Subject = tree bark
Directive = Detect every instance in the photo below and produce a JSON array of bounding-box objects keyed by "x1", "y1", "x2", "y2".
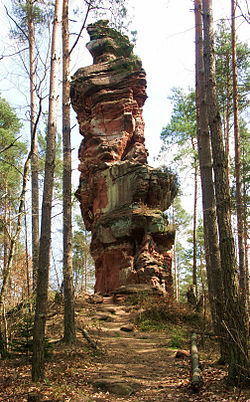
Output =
[
  {"x1": 231, "y1": 0, "x2": 246, "y2": 305},
  {"x1": 32, "y1": 0, "x2": 63, "y2": 381},
  {"x1": 194, "y1": 0, "x2": 227, "y2": 363},
  {"x1": 24, "y1": 203, "x2": 31, "y2": 304},
  {"x1": 171, "y1": 204, "x2": 179, "y2": 301},
  {"x1": 62, "y1": 0, "x2": 75, "y2": 344},
  {"x1": 191, "y1": 138, "x2": 198, "y2": 298},
  {"x1": 27, "y1": 0, "x2": 39, "y2": 292},
  {"x1": 202, "y1": 0, "x2": 249, "y2": 385},
  {"x1": 3, "y1": 182, "x2": 8, "y2": 277},
  {"x1": 242, "y1": 159, "x2": 249, "y2": 301}
]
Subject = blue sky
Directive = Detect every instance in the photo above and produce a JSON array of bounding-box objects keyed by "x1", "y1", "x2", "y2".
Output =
[{"x1": 128, "y1": 0, "x2": 249, "y2": 165}]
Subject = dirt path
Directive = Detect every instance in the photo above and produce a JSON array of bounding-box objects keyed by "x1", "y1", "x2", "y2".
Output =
[
  {"x1": 0, "y1": 295, "x2": 249, "y2": 401},
  {"x1": 84, "y1": 296, "x2": 189, "y2": 401},
  {"x1": 75, "y1": 296, "x2": 248, "y2": 401}
]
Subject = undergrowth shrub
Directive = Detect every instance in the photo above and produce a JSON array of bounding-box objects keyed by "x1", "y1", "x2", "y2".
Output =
[
  {"x1": 10, "y1": 312, "x2": 52, "y2": 358},
  {"x1": 128, "y1": 293, "x2": 202, "y2": 332}
]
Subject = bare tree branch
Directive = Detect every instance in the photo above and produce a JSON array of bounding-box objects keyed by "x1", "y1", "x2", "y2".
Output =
[
  {"x1": 0, "y1": 47, "x2": 29, "y2": 61},
  {"x1": 5, "y1": 6, "x2": 29, "y2": 41},
  {"x1": 235, "y1": 0, "x2": 250, "y2": 23},
  {"x1": 69, "y1": 1, "x2": 92, "y2": 55},
  {"x1": 0, "y1": 158, "x2": 23, "y2": 175}
]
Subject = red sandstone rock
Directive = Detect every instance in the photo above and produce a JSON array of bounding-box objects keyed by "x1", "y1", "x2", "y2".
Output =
[{"x1": 71, "y1": 20, "x2": 177, "y2": 296}]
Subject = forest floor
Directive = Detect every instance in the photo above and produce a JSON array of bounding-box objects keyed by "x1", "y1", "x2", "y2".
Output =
[{"x1": 0, "y1": 292, "x2": 249, "y2": 401}]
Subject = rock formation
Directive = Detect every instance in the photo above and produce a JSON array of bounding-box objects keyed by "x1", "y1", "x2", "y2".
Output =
[{"x1": 71, "y1": 20, "x2": 178, "y2": 296}]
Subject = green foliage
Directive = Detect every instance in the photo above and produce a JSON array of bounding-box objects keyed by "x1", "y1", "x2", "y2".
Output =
[
  {"x1": 161, "y1": 89, "x2": 196, "y2": 137},
  {"x1": 230, "y1": 119, "x2": 249, "y2": 216},
  {"x1": 215, "y1": 20, "x2": 250, "y2": 115},
  {"x1": 168, "y1": 327, "x2": 185, "y2": 349},
  {"x1": 0, "y1": 97, "x2": 22, "y2": 134},
  {"x1": 167, "y1": 197, "x2": 194, "y2": 301},
  {"x1": 160, "y1": 165, "x2": 180, "y2": 195},
  {"x1": 87, "y1": 19, "x2": 140, "y2": 74},
  {"x1": 0, "y1": 97, "x2": 27, "y2": 207},
  {"x1": 161, "y1": 88, "x2": 196, "y2": 144},
  {"x1": 10, "y1": 313, "x2": 52, "y2": 358},
  {"x1": 88, "y1": 0, "x2": 132, "y2": 37},
  {"x1": 136, "y1": 318, "x2": 166, "y2": 332},
  {"x1": 10, "y1": 313, "x2": 33, "y2": 356},
  {"x1": 172, "y1": 196, "x2": 192, "y2": 231},
  {"x1": 126, "y1": 291, "x2": 149, "y2": 307},
  {"x1": 88, "y1": 19, "x2": 134, "y2": 57},
  {"x1": 72, "y1": 215, "x2": 94, "y2": 293},
  {"x1": 10, "y1": 0, "x2": 52, "y2": 42},
  {"x1": 160, "y1": 87, "x2": 197, "y2": 172}
]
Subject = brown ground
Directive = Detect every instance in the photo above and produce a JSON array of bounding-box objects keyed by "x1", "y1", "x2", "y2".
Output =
[{"x1": 0, "y1": 294, "x2": 249, "y2": 401}]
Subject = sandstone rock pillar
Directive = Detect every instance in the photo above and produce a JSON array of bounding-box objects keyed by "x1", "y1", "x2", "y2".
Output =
[{"x1": 71, "y1": 21, "x2": 178, "y2": 296}]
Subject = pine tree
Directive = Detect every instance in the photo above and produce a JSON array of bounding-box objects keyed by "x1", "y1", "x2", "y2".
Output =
[
  {"x1": 202, "y1": 0, "x2": 249, "y2": 385},
  {"x1": 194, "y1": 0, "x2": 227, "y2": 363},
  {"x1": 160, "y1": 88, "x2": 199, "y2": 297},
  {"x1": 10, "y1": 0, "x2": 52, "y2": 291},
  {"x1": 32, "y1": 0, "x2": 63, "y2": 381}
]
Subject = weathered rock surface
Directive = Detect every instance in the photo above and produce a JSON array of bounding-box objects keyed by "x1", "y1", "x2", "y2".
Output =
[
  {"x1": 71, "y1": 20, "x2": 177, "y2": 296},
  {"x1": 93, "y1": 378, "x2": 134, "y2": 396}
]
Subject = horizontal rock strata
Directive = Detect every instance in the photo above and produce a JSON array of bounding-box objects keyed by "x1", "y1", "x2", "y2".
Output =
[{"x1": 71, "y1": 20, "x2": 177, "y2": 296}]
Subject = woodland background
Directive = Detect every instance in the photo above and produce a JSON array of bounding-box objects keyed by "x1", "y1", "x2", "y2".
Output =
[{"x1": 0, "y1": 0, "x2": 249, "y2": 388}]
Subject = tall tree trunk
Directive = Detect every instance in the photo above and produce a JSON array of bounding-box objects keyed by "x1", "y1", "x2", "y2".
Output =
[
  {"x1": 27, "y1": 0, "x2": 39, "y2": 292},
  {"x1": 231, "y1": 0, "x2": 246, "y2": 304},
  {"x1": 80, "y1": 257, "x2": 84, "y2": 292},
  {"x1": 199, "y1": 248, "x2": 206, "y2": 319},
  {"x1": 24, "y1": 202, "x2": 31, "y2": 303},
  {"x1": 172, "y1": 204, "x2": 178, "y2": 301},
  {"x1": 84, "y1": 254, "x2": 88, "y2": 292},
  {"x1": 194, "y1": 0, "x2": 227, "y2": 363},
  {"x1": 62, "y1": 0, "x2": 75, "y2": 344},
  {"x1": 3, "y1": 182, "x2": 8, "y2": 276},
  {"x1": 242, "y1": 150, "x2": 249, "y2": 301},
  {"x1": 32, "y1": 0, "x2": 63, "y2": 381},
  {"x1": 225, "y1": 85, "x2": 231, "y2": 181},
  {"x1": 202, "y1": 0, "x2": 249, "y2": 385},
  {"x1": 191, "y1": 139, "x2": 198, "y2": 298}
]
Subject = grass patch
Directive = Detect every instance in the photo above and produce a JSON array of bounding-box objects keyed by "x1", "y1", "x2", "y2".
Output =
[
  {"x1": 126, "y1": 291, "x2": 150, "y2": 307},
  {"x1": 129, "y1": 294, "x2": 203, "y2": 344},
  {"x1": 168, "y1": 327, "x2": 186, "y2": 349},
  {"x1": 136, "y1": 318, "x2": 167, "y2": 332}
]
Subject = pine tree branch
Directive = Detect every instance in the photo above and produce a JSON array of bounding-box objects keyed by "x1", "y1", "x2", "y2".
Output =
[
  {"x1": 0, "y1": 137, "x2": 21, "y2": 155},
  {"x1": 5, "y1": 6, "x2": 29, "y2": 41}
]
